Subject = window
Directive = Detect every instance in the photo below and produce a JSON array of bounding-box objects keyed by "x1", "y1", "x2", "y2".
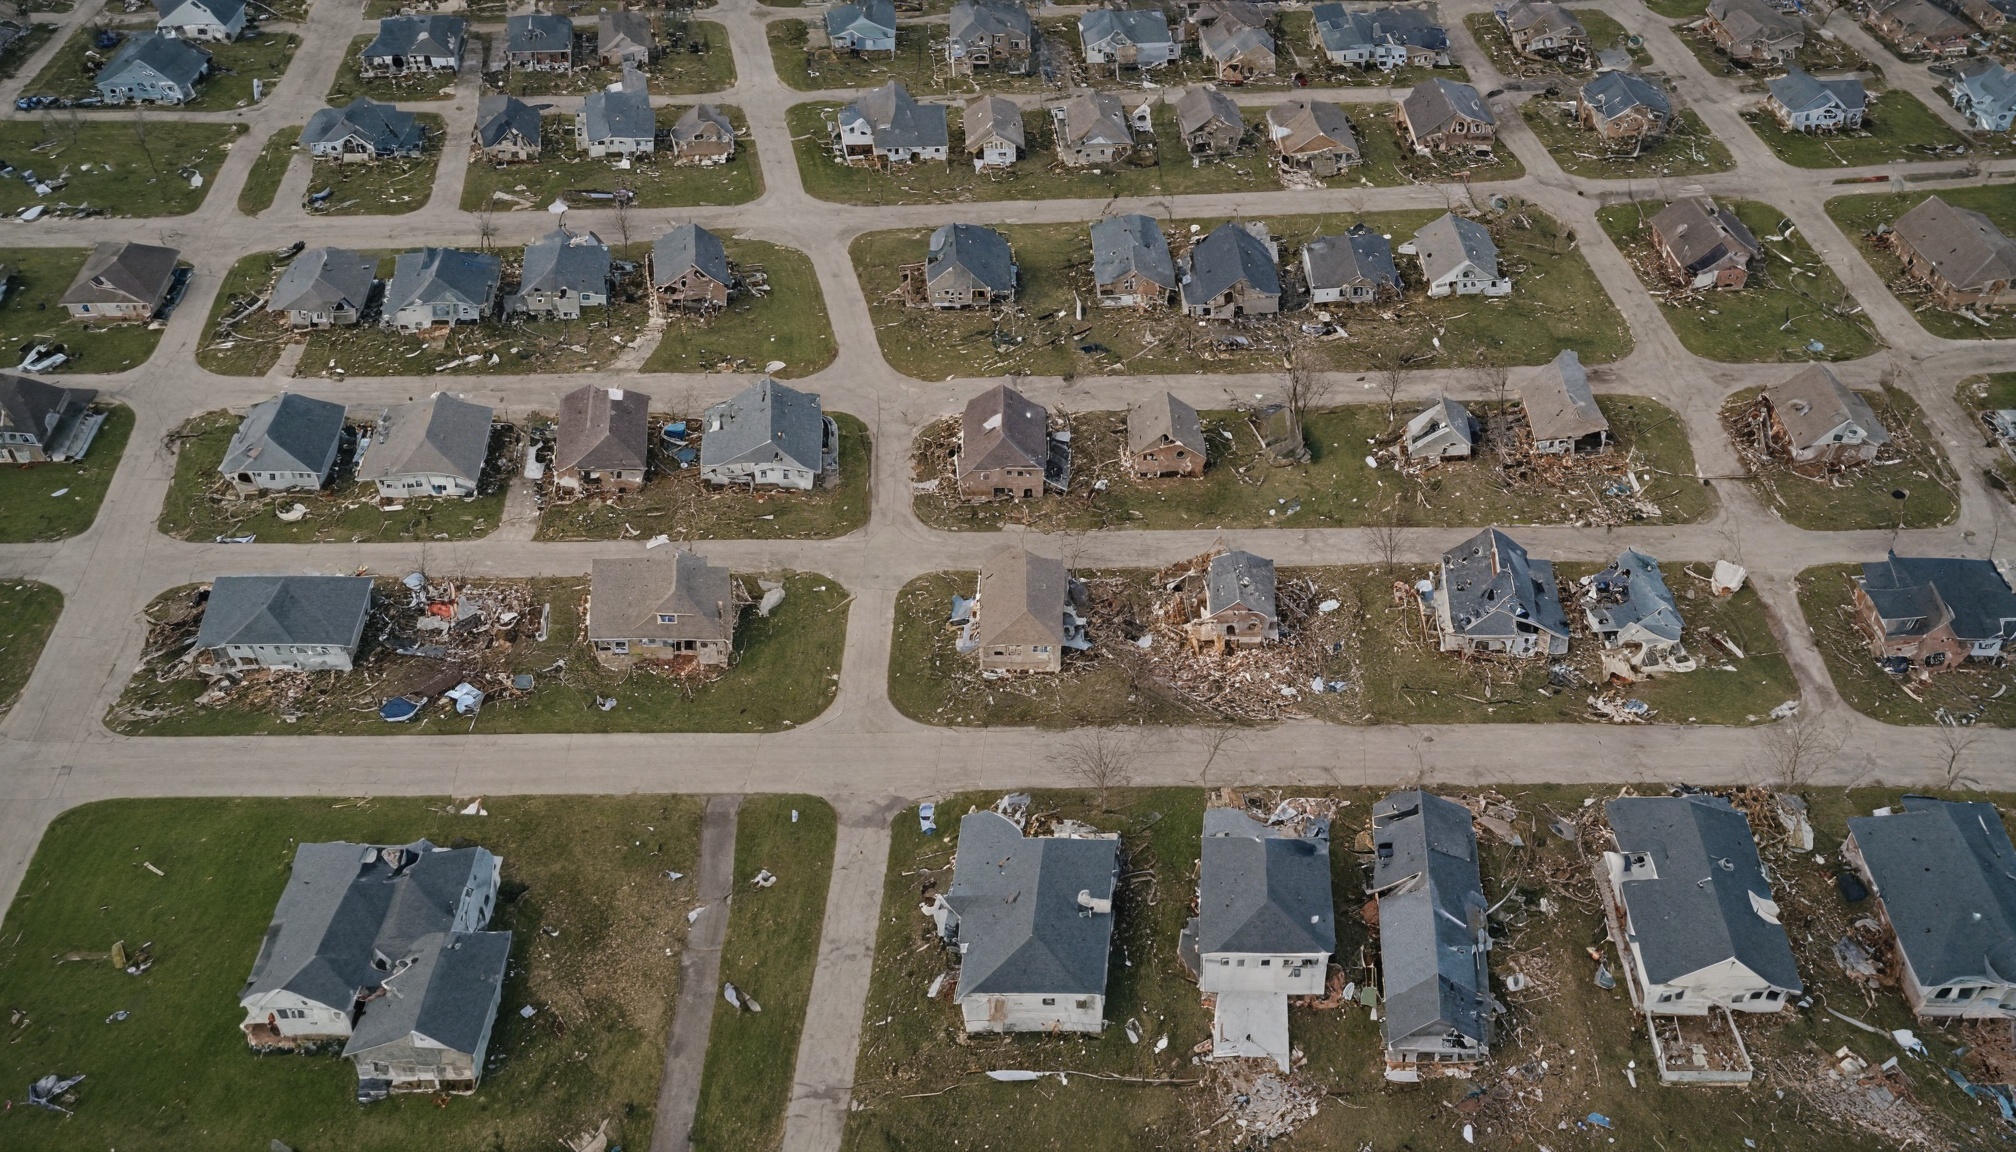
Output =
[
  {"x1": 1041, "y1": 997, "x2": 1056, "y2": 1006},
  {"x1": 1236, "y1": 959, "x2": 1245, "y2": 967},
  {"x1": 658, "y1": 614, "x2": 678, "y2": 624},
  {"x1": 1959, "y1": 987, "x2": 1978, "y2": 1001},
  {"x1": 1765, "y1": 990, "x2": 1781, "y2": 1001},
  {"x1": 1260, "y1": 959, "x2": 1272, "y2": 967},
  {"x1": 1936, "y1": 987, "x2": 1953, "y2": 1000},
  {"x1": 1075, "y1": 999, "x2": 1090, "y2": 1009}
]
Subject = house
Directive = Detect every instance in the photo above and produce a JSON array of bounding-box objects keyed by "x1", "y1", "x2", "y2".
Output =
[
  {"x1": 1867, "y1": 0, "x2": 1972, "y2": 56},
  {"x1": 1303, "y1": 225, "x2": 1398, "y2": 304},
  {"x1": 957, "y1": 382, "x2": 1048, "y2": 499},
  {"x1": 1199, "y1": 19, "x2": 1275, "y2": 83},
  {"x1": 219, "y1": 393, "x2": 347, "y2": 495},
  {"x1": 1521, "y1": 350, "x2": 1608, "y2": 455},
  {"x1": 918, "y1": 223, "x2": 1016, "y2": 308},
  {"x1": 60, "y1": 241, "x2": 180, "y2": 322},
  {"x1": 947, "y1": 0, "x2": 1032, "y2": 73},
  {"x1": 94, "y1": 32, "x2": 210, "y2": 105},
  {"x1": 1852, "y1": 553, "x2": 2016, "y2": 670},
  {"x1": 239, "y1": 839, "x2": 509, "y2": 1098},
  {"x1": 1181, "y1": 806, "x2": 1334, "y2": 1071},
  {"x1": 1176, "y1": 87, "x2": 1245, "y2": 155},
  {"x1": 1889, "y1": 195, "x2": 2016, "y2": 310},
  {"x1": 1958, "y1": 0, "x2": 2014, "y2": 30},
  {"x1": 382, "y1": 249, "x2": 500, "y2": 332},
  {"x1": 698, "y1": 377, "x2": 839, "y2": 490},
  {"x1": 1844, "y1": 798, "x2": 2016, "y2": 1018},
  {"x1": 1184, "y1": 550, "x2": 1279, "y2": 650},
  {"x1": 1701, "y1": 0, "x2": 1803, "y2": 64},
  {"x1": 197, "y1": 575, "x2": 375, "y2": 672},
  {"x1": 1127, "y1": 391, "x2": 1206, "y2": 477},
  {"x1": 303, "y1": 98, "x2": 425, "y2": 162},
  {"x1": 969, "y1": 546, "x2": 1087, "y2": 672},
  {"x1": 504, "y1": 13, "x2": 573, "y2": 70},
  {"x1": 963, "y1": 94, "x2": 1024, "y2": 169},
  {"x1": 1582, "y1": 549, "x2": 1689, "y2": 669},
  {"x1": 597, "y1": 9, "x2": 652, "y2": 66},
  {"x1": 361, "y1": 14, "x2": 466, "y2": 75},
  {"x1": 473, "y1": 93, "x2": 540, "y2": 162},
  {"x1": 268, "y1": 246, "x2": 375, "y2": 329},
  {"x1": 1369, "y1": 790, "x2": 1493, "y2": 1078},
  {"x1": 1311, "y1": 3, "x2": 1450, "y2": 69},
  {"x1": 1948, "y1": 58, "x2": 2016, "y2": 131},
  {"x1": 1398, "y1": 77, "x2": 1494, "y2": 154},
  {"x1": 1649, "y1": 197, "x2": 1759, "y2": 290},
  {"x1": 668, "y1": 103, "x2": 736, "y2": 165},
  {"x1": 1430, "y1": 528, "x2": 1570, "y2": 656},
  {"x1": 355, "y1": 394, "x2": 492, "y2": 499},
  {"x1": 652, "y1": 223, "x2": 733, "y2": 313},
  {"x1": 587, "y1": 552, "x2": 737, "y2": 667},
  {"x1": 833, "y1": 81, "x2": 949, "y2": 165},
  {"x1": 1180, "y1": 222, "x2": 1280, "y2": 319},
  {"x1": 1764, "y1": 68, "x2": 1866, "y2": 132},
  {"x1": 931, "y1": 810, "x2": 1120, "y2": 1033},
  {"x1": 553, "y1": 385, "x2": 649, "y2": 495},
  {"x1": 0, "y1": 374, "x2": 99, "y2": 464},
  {"x1": 1577, "y1": 71, "x2": 1671, "y2": 140},
  {"x1": 1093, "y1": 213, "x2": 1178, "y2": 308},
  {"x1": 1412, "y1": 213, "x2": 1508, "y2": 297},
  {"x1": 1504, "y1": 0, "x2": 1586, "y2": 59},
  {"x1": 577, "y1": 72, "x2": 655, "y2": 157},
  {"x1": 826, "y1": 0, "x2": 897, "y2": 53},
  {"x1": 511, "y1": 227, "x2": 609, "y2": 319},
  {"x1": 1403, "y1": 396, "x2": 1475, "y2": 460},
  {"x1": 1602, "y1": 796, "x2": 1802, "y2": 1021},
  {"x1": 1079, "y1": 7, "x2": 1177, "y2": 69},
  {"x1": 154, "y1": 0, "x2": 243, "y2": 42},
  {"x1": 1052, "y1": 90, "x2": 1137, "y2": 167},
  {"x1": 1267, "y1": 97, "x2": 1359, "y2": 175},
  {"x1": 1762, "y1": 364, "x2": 1889, "y2": 466}
]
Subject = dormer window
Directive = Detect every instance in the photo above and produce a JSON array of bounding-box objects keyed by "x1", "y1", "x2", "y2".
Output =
[{"x1": 658, "y1": 614, "x2": 678, "y2": 624}]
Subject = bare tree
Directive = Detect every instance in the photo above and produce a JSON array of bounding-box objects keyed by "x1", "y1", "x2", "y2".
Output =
[
  {"x1": 613, "y1": 194, "x2": 634, "y2": 250},
  {"x1": 1370, "y1": 500, "x2": 1409, "y2": 575},
  {"x1": 1281, "y1": 343, "x2": 1332, "y2": 459},
  {"x1": 1476, "y1": 364, "x2": 1513, "y2": 472},
  {"x1": 1760, "y1": 709, "x2": 1841, "y2": 792},
  {"x1": 1375, "y1": 351, "x2": 1410, "y2": 430},
  {"x1": 1195, "y1": 722, "x2": 1240, "y2": 791},
  {"x1": 131, "y1": 106, "x2": 158, "y2": 175},
  {"x1": 1931, "y1": 724, "x2": 1983, "y2": 791},
  {"x1": 475, "y1": 205, "x2": 498, "y2": 252},
  {"x1": 1057, "y1": 727, "x2": 1139, "y2": 812}
]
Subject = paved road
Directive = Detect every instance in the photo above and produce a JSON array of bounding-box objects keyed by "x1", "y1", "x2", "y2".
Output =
[{"x1": 1, "y1": 1, "x2": 2014, "y2": 1149}]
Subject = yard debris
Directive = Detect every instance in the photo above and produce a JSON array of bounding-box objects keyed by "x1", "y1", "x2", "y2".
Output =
[
  {"x1": 562, "y1": 1119, "x2": 610, "y2": 1152},
  {"x1": 141, "y1": 861, "x2": 164, "y2": 876},
  {"x1": 686, "y1": 905, "x2": 707, "y2": 924},
  {"x1": 26, "y1": 1072, "x2": 84, "y2": 1113},
  {"x1": 751, "y1": 869, "x2": 777, "y2": 888},
  {"x1": 1711, "y1": 560, "x2": 1747, "y2": 596}
]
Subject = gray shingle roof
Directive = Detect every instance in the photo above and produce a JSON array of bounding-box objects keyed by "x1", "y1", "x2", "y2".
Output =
[
  {"x1": 962, "y1": 382, "x2": 1047, "y2": 472},
  {"x1": 155, "y1": 0, "x2": 246, "y2": 27},
  {"x1": 357, "y1": 392, "x2": 493, "y2": 485},
  {"x1": 1092, "y1": 213, "x2": 1176, "y2": 293},
  {"x1": 1650, "y1": 197, "x2": 1758, "y2": 275},
  {"x1": 520, "y1": 226, "x2": 609, "y2": 297},
  {"x1": 62, "y1": 240, "x2": 180, "y2": 308},
  {"x1": 269, "y1": 246, "x2": 376, "y2": 318},
  {"x1": 1505, "y1": 0, "x2": 1585, "y2": 40},
  {"x1": 1438, "y1": 528, "x2": 1570, "y2": 644},
  {"x1": 1580, "y1": 71, "x2": 1671, "y2": 124},
  {"x1": 1206, "y1": 550, "x2": 1275, "y2": 620},
  {"x1": 840, "y1": 80, "x2": 949, "y2": 150},
  {"x1": 699, "y1": 377, "x2": 826, "y2": 474},
  {"x1": 1176, "y1": 86, "x2": 1243, "y2": 137},
  {"x1": 554, "y1": 384, "x2": 650, "y2": 474},
  {"x1": 1406, "y1": 396, "x2": 1475, "y2": 452},
  {"x1": 928, "y1": 223, "x2": 1016, "y2": 293},
  {"x1": 506, "y1": 12, "x2": 572, "y2": 54},
  {"x1": 364, "y1": 14, "x2": 466, "y2": 59},
  {"x1": 196, "y1": 575, "x2": 373, "y2": 650},
  {"x1": 1079, "y1": 7, "x2": 1171, "y2": 48},
  {"x1": 304, "y1": 97, "x2": 425, "y2": 154},
  {"x1": 1181, "y1": 222, "x2": 1279, "y2": 307},
  {"x1": 0, "y1": 373, "x2": 94, "y2": 449},
  {"x1": 1413, "y1": 213, "x2": 1499, "y2": 286},
  {"x1": 975, "y1": 545, "x2": 1067, "y2": 647},
  {"x1": 582, "y1": 83, "x2": 654, "y2": 142},
  {"x1": 342, "y1": 929, "x2": 511, "y2": 1060},
  {"x1": 1058, "y1": 90, "x2": 1133, "y2": 147},
  {"x1": 826, "y1": 0, "x2": 897, "y2": 40},
  {"x1": 1312, "y1": 3, "x2": 1447, "y2": 55},
  {"x1": 599, "y1": 9, "x2": 652, "y2": 58},
  {"x1": 671, "y1": 102, "x2": 734, "y2": 146},
  {"x1": 1850, "y1": 798, "x2": 2016, "y2": 988},
  {"x1": 1708, "y1": 0, "x2": 1802, "y2": 41},
  {"x1": 1200, "y1": 18, "x2": 1273, "y2": 62},
  {"x1": 653, "y1": 222, "x2": 730, "y2": 290},
  {"x1": 945, "y1": 810, "x2": 1121, "y2": 999},
  {"x1": 100, "y1": 31, "x2": 210, "y2": 89},
  {"x1": 963, "y1": 94, "x2": 1024, "y2": 151},
  {"x1": 1521, "y1": 350, "x2": 1608, "y2": 442},
  {"x1": 1893, "y1": 195, "x2": 2016, "y2": 293},
  {"x1": 1403, "y1": 77, "x2": 1493, "y2": 136},
  {"x1": 475, "y1": 93, "x2": 541, "y2": 150},
  {"x1": 1303, "y1": 225, "x2": 1398, "y2": 292},
  {"x1": 1128, "y1": 391, "x2": 1205, "y2": 456},
  {"x1": 222, "y1": 393, "x2": 347, "y2": 479},
  {"x1": 1371, "y1": 790, "x2": 1492, "y2": 1049},
  {"x1": 1267, "y1": 97, "x2": 1358, "y2": 158},
  {"x1": 1196, "y1": 807, "x2": 1335, "y2": 956},
  {"x1": 1765, "y1": 364, "x2": 1889, "y2": 452},
  {"x1": 1609, "y1": 795, "x2": 1802, "y2": 991},
  {"x1": 1860, "y1": 553, "x2": 2016, "y2": 644},
  {"x1": 949, "y1": 0, "x2": 1032, "y2": 45},
  {"x1": 384, "y1": 248, "x2": 501, "y2": 317},
  {"x1": 588, "y1": 552, "x2": 735, "y2": 643},
  {"x1": 1585, "y1": 548, "x2": 1684, "y2": 644},
  {"x1": 1768, "y1": 67, "x2": 1866, "y2": 116}
]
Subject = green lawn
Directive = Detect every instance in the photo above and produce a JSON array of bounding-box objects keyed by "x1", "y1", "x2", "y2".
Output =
[
  {"x1": 0, "y1": 249, "x2": 167, "y2": 373},
  {"x1": 854, "y1": 208, "x2": 1630, "y2": 380},
  {"x1": 1574, "y1": 9, "x2": 1654, "y2": 65},
  {"x1": 0, "y1": 581, "x2": 61, "y2": 718},
  {"x1": 1724, "y1": 385, "x2": 1960, "y2": 530},
  {"x1": 1958, "y1": 372, "x2": 2016, "y2": 499},
  {"x1": 27, "y1": 27, "x2": 298, "y2": 108},
  {"x1": 0, "y1": 119, "x2": 239, "y2": 217},
  {"x1": 1599, "y1": 199, "x2": 1882, "y2": 362},
  {"x1": 236, "y1": 126, "x2": 299, "y2": 216},
  {"x1": 0, "y1": 404, "x2": 131, "y2": 542},
  {"x1": 0, "y1": 22, "x2": 57, "y2": 80},
  {"x1": 0, "y1": 796, "x2": 704, "y2": 1152},
  {"x1": 688, "y1": 796, "x2": 837, "y2": 1152},
  {"x1": 462, "y1": 106, "x2": 762, "y2": 211},
  {"x1": 108, "y1": 572, "x2": 849, "y2": 735},
  {"x1": 1799, "y1": 563, "x2": 2016, "y2": 727},
  {"x1": 637, "y1": 239, "x2": 835, "y2": 376},
  {"x1": 768, "y1": 18, "x2": 939, "y2": 92},
  {"x1": 497, "y1": 21, "x2": 734, "y2": 96},
  {"x1": 1644, "y1": 0, "x2": 1707, "y2": 16},
  {"x1": 537, "y1": 412, "x2": 869, "y2": 541},
  {"x1": 195, "y1": 251, "x2": 291, "y2": 376},
  {"x1": 1826, "y1": 186, "x2": 2016, "y2": 341},
  {"x1": 328, "y1": 33, "x2": 458, "y2": 102},
  {"x1": 1465, "y1": 11, "x2": 1597, "y2": 78},
  {"x1": 1519, "y1": 101, "x2": 1734, "y2": 178},
  {"x1": 301, "y1": 112, "x2": 445, "y2": 215},
  {"x1": 1742, "y1": 90, "x2": 1986, "y2": 168}
]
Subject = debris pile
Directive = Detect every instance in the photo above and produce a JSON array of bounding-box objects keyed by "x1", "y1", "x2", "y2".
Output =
[{"x1": 1194, "y1": 1062, "x2": 1322, "y2": 1147}]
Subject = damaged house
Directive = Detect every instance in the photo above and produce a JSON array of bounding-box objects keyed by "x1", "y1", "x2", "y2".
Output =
[
  {"x1": 1181, "y1": 806, "x2": 1335, "y2": 1072},
  {"x1": 61, "y1": 241, "x2": 180, "y2": 322},
  {"x1": 1092, "y1": 212, "x2": 1178, "y2": 308},
  {"x1": 503, "y1": 13, "x2": 574, "y2": 71},
  {"x1": 94, "y1": 32, "x2": 210, "y2": 105},
  {"x1": 381, "y1": 248, "x2": 501, "y2": 332},
  {"x1": 1180, "y1": 222, "x2": 1280, "y2": 319},
  {"x1": 597, "y1": 9, "x2": 653, "y2": 66},
  {"x1": 1582, "y1": 549, "x2": 1692, "y2": 672},
  {"x1": 1503, "y1": 0, "x2": 1587, "y2": 59},
  {"x1": 219, "y1": 392, "x2": 347, "y2": 496},
  {"x1": 833, "y1": 81, "x2": 949, "y2": 165},
  {"x1": 1398, "y1": 77, "x2": 1495, "y2": 155},
  {"x1": 963, "y1": 94, "x2": 1025, "y2": 169},
  {"x1": 1303, "y1": 225, "x2": 1399, "y2": 304},
  {"x1": 304, "y1": 97, "x2": 426, "y2": 162},
  {"x1": 1079, "y1": 7, "x2": 1177, "y2": 70},
  {"x1": 668, "y1": 103, "x2": 737, "y2": 166},
  {"x1": 930, "y1": 809, "x2": 1120, "y2": 1033},
  {"x1": 1411, "y1": 213, "x2": 1508, "y2": 297},
  {"x1": 1650, "y1": 197, "x2": 1759, "y2": 291},
  {"x1": 914, "y1": 223, "x2": 1016, "y2": 308},
  {"x1": 1521, "y1": 350, "x2": 1609, "y2": 455},
  {"x1": 1702, "y1": 0, "x2": 1803, "y2": 64},
  {"x1": 553, "y1": 384, "x2": 650, "y2": 495},
  {"x1": 1846, "y1": 798, "x2": 2016, "y2": 1018},
  {"x1": 511, "y1": 227, "x2": 610, "y2": 319},
  {"x1": 361, "y1": 14, "x2": 467, "y2": 76},
  {"x1": 1852, "y1": 552, "x2": 2016, "y2": 671},
  {"x1": 577, "y1": 69, "x2": 656, "y2": 158},
  {"x1": 587, "y1": 552, "x2": 738, "y2": 668},
  {"x1": 268, "y1": 246, "x2": 376, "y2": 329},
  {"x1": 826, "y1": 0, "x2": 897, "y2": 53},
  {"x1": 1370, "y1": 790, "x2": 1493, "y2": 1079},
  {"x1": 1430, "y1": 528, "x2": 1570, "y2": 657},
  {"x1": 355, "y1": 393, "x2": 492, "y2": 500},
  {"x1": 651, "y1": 222, "x2": 733, "y2": 314},
  {"x1": 474, "y1": 93, "x2": 541, "y2": 162},
  {"x1": 1761, "y1": 364, "x2": 1888, "y2": 466},
  {"x1": 0, "y1": 373, "x2": 101, "y2": 464},
  {"x1": 197, "y1": 574, "x2": 375, "y2": 672},
  {"x1": 698, "y1": 377, "x2": 839, "y2": 491},
  {"x1": 1403, "y1": 396, "x2": 1476, "y2": 461},
  {"x1": 1176, "y1": 86, "x2": 1246, "y2": 156},
  {"x1": 1199, "y1": 15, "x2": 1276, "y2": 83},
  {"x1": 1311, "y1": 3, "x2": 1450, "y2": 70},
  {"x1": 154, "y1": 0, "x2": 245, "y2": 42},
  {"x1": 1127, "y1": 391, "x2": 1207, "y2": 478},
  {"x1": 1267, "y1": 97, "x2": 1359, "y2": 176},
  {"x1": 1764, "y1": 68, "x2": 1866, "y2": 133},
  {"x1": 1889, "y1": 195, "x2": 2016, "y2": 311},
  {"x1": 946, "y1": 0, "x2": 1033, "y2": 73},
  {"x1": 1867, "y1": 0, "x2": 1973, "y2": 56},
  {"x1": 1052, "y1": 90, "x2": 1139, "y2": 168},
  {"x1": 1183, "y1": 550, "x2": 1279, "y2": 651},
  {"x1": 239, "y1": 839, "x2": 509, "y2": 1099},
  {"x1": 968, "y1": 545, "x2": 1087, "y2": 673},
  {"x1": 1577, "y1": 71, "x2": 1671, "y2": 141},
  {"x1": 956, "y1": 382, "x2": 1049, "y2": 499}
]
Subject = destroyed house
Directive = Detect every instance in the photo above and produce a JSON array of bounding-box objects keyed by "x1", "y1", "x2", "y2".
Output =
[
  {"x1": 1186, "y1": 550, "x2": 1278, "y2": 649},
  {"x1": 1311, "y1": 4, "x2": 1450, "y2": 69},
  {"x1": 1177, "y1": 86, "x2": 1246, "y2": 155},
  {"x1": 1403, "y1": 396, "x2": 1475, "y2": 460},
  {"x1": 60, "y1": 241, "x2": 180, "y2": 321},
  {"x1": 1948, "y1": 59, "x2": 2016, "y2": 132},
  {"x1": 1180, "y1": 222, "x2": 1280, "y2": 319},
  {"x1": 269, "y1": 246, "x2": 375, "y2": 329},
  {"x1": 94, "y1": 32, "x2": 210, "y2": 105},
  {"x1": 197, "y1": 575, "x2": 375, "y2": 672},
  {"x1": 305, "y1": 97, "x2": 425, "y2": 162},
  {"x1": 220, "y1": 393, "x2": 346, "y2": 495},
  {"x1": 1093, "y1": 213, "x2": 1178, "y2": 308},
  {"x1": 504, "y1": 13, "x2": 573, "y2": 70},
  {"x1": 1078, "y1": 7, "x2": 1177, "y2": 68},
  {"x1": 826, "y1": 0, "x2": 897, "y2": 52},
  {"x1": 921, "y1": 223, "x2": 1016, "y2": 308},
  {"x1": 598, "y1": 10, "x2": 653, "y2": 66},
  {"x1": 1504, "y1": 0, "x2": 1586, "y2": 58},
  {"x1": 1582, "y1": 549, "x2": 1686, "y2": 665},
  {"x1": 0, "y1": 373, "x2": 98, "y2": 464},
  {"x1": 1763, "y1": 364, "x2": 1888, "y2": 466},
  {"x1": 1183, "y1": 807, "x2": 1335, "y2": 1072},
  {"x1": 1868, "y1": 0, "x2": 1972, "y2": 55},
  {"x1": 1603, "y1": 795, "x2": 1802, "y2": 1016},
  {"x1": 698, "y1": 377, "x2": 838, "y2": 491},
  {"x1": 1650, "y1": 197, "x2": 1759, "y2": 290},
  {"x1": 964, "y1": 95, "x2": 1024, "y2": 168},
  {"x1": 355, "y1": 393, "x2": 492, "y2": 499},
  {"x1": 935, "y1": 811, "x2": 1120, "y2": 1034},
  {"x1": 553, "y1": 384, "x2": 649, "y2": 494},
  {"x1": 474, "y1": 93, "x2": 541, "y2": 161},
  {"x1": 382, "y1": 249, "x2": 500, "y2": 332},
  {"x1": 1199, "y1": 18, "x2": 1275, "y2": 83},
  {"x1": 946, "y1": 0, "x2": 1033, "y2": 71},
  {"x1": 1432, "y1": 528, "x2": 1570, "y2": 657},
  {"x1": 1846, "y1": 798, "x2": 2016, "y2": 1018},
  {"x1": 1853, "y1": 552, "x2": 2016, "y2": 670},
  {"x1": 669, "y1": 103, "x2": 736, "y2": 165},
  {"x1": 1521, "y1": 350, "x2": 1608, "y2": 455},
  {"x1": 1398, "y1": 77, "x2": 1494, "y2": 154},
  {"x1": 1052, "y1": 90, "x2": 1136, "y2": 167},
  {"x1": 1267, "y1": 97, "x2": 1359, "y2": 176},
  {"x1": 577, "y1": 78, "x2": 656, "y2": 157},
  {"x1": 834, "y1": 81, "x2": 949, "y2": 165},
  {"x1": 362, "y1": 14, "x2": 466, "y2": 74},
  {"x1": 1890, "y1": 195, "x2": 2016, "y2": 310},
  {"x1": 958, "y1": 383, "x2": 1048, "y2": 499},
  {"x1": 155, "y1": 0, "x2": 245, "y2": 42},
  {"x1": 971, "y1": 546, "x2": 1085, "y2": 672},
  {"x1": 651, "y1": 223, "x2": 733, "y2": 312},
  {"x1": 1764, "y1": 68, "x2": 1866, "y2": 132},
  {"x1": 587, "y1": 552, "x2": 737, "y2": 666},
  {"x1": 1303, "y1": 225, "x2": 1397, "y2": 303},
  {"x1": 1370, "y1": 790, "x2": 1492, "y2": 1076},
  {"x1": 1703, "y1": 0, "x2": 1803, "y2": 63},
  {"x1": 239, "y1": 839, "x2": 508, "y2": 1098},
  {"x1": 1127, "y1": 391, "x2": 1206, "y2": 477},
  {"x1": 1578, "y1": 71, "x2": 1671, "y2": 140},
  {"x1": 512, "y1": 227, "x2": 610, "y2": 319},
  {"x1": 1413, "y1": 213, "x2": 1507, "y2": 298}
]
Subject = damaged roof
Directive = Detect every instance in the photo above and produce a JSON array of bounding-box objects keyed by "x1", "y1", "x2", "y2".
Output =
[
  {"x1": 841, "y1": 80, "x2": 950, "y2": 150},
  {"x1": 1580, "y1": 70, "x2": 1670, "y2": 123},
  {"x1": 342, "y1": 929, "x2": 512, "y2": 1060},
  {"x1": 364, "y1": 13, "x2": 465, "y2": 58},
  {"x1": 1128, "y1": 391, "x2": 1206, "y2": 457},
  {"x1": 1850, "y1": 798, "x2": 2016, "y2": 989},
  {"x1": 269, "y1": 246, "x2": 376, "y2": 317},
  {"x1": 1893, "y1": 195, "x2": 2016, "y2": 294},
  {"x1": 975, "y1": 545, "x2": 1071, "y2": 648},
  {"x1": 1371, "y1": 790, "x2": 1492, "y2": 1048},
  {"x1": 1181, "y1": 221, "x2": 1279, "y2": 308},
  {"x1": 1438, "y1": 527, "x2": 1570, "y2": 644},
  {"x1": 1057, "y1": 89, "x2": 1134, "y2": 147},
  {"x1": 1650, "y1": 197, "x2": 1759, "y2": 275},
  {"x1": 1091, "y1": 213, "x2": 1177, "y2": 292},
  {"x1": 699, "y1": 377, "x2": 827, "y2": 474},
  {"x1": 927, "y1": 222, "x2": 1016, "y2": 293},
  {"x1": 963, "y1": 94, "x2": 1025, "y2": 150},
  {"x1": 383, "y1": 248, "x2": 501, "y2": 316},
  {"x1": 1176, "y1": 86, "x2": 1243, "y2": 136},
  {"x1": 1205, "y1": 550, "x2": 1276, "y2": 620},
  {"x1": 1302, "y1": 225, "x2": 1397, "y2": 292},
  {"x1": 960, "y1": 382, "x2": 1048, "y2": 471},
  {"x1": 1403, "y1": 77, "x2": 1493, "y2": 136},
  {"x1": 1520, "y1": 350, "x2": 1608, "y2": 442},
  {"x1": 1267, "y1": 96, "x2": 1358, "y2": 157},
  {"x1": 61, "y1": 241, "x2": 179, "y2": 308},
  {"x1": 1412, "y1": 213, "x2": 1499, "y2": 286},
  {"x1": 554, "y1": 383, "x2": 650, "y2": 475},
  {"x1": 1859, "y1": 553, "x2": 2016, "y2": 644},
  {"x1": 1585, "y1": 548, "x2": 1684, "y2": 645},
  {"x1": 1196, "y1": 807, "x2": 1335, "y2": 956},
  {"x1": 476, "y1": 92, "x2": 541, "y2": 149},
  {"x1": 653, "y1": 222, "x2": 731, "y2": 288},
  {"x1": 221, "y1": 392, "x2": 346, "y2": 479},
  {"x1": 520, "y1": 226, "x2": 610, "y2": 298},
  {"x1": 589, "y1": 552, "x2": 736, "y2": 643},
  {"x1": 196, "y1": 575, "x2": 373, "y2": 651},
  {"x1": 945, "y1": 810, "x2": 1121, "y2": 999},
  {"x1": 1765, "y1": 364, "x2": 1889, "y2": 451},
  {"x1": 0, "y1": 373, "x2": 95, "y2": 447}
]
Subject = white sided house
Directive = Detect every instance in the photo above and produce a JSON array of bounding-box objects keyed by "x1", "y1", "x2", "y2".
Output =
[
  {"x1": 697, "y1": 377, "x2": 839, "y2": 491},
  {"x1": 355, "y1": 393, "x2": 492, "y2": 500},
  {"x1": 195, "y1": 574, "x2": 374, "y2": 673},
  {"x1": 1370, "y1": 790, "x2": 1495, "y2": 1078},
  {"x1": 155, "y1": 0, "x2": 245, "y2": 41},
  {"x1": 220, "y1": 392, "x2": 347, "y2": 496},
  {"x1": 1410, "y1": 213, "x2": 1509, "y2": 298}
]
